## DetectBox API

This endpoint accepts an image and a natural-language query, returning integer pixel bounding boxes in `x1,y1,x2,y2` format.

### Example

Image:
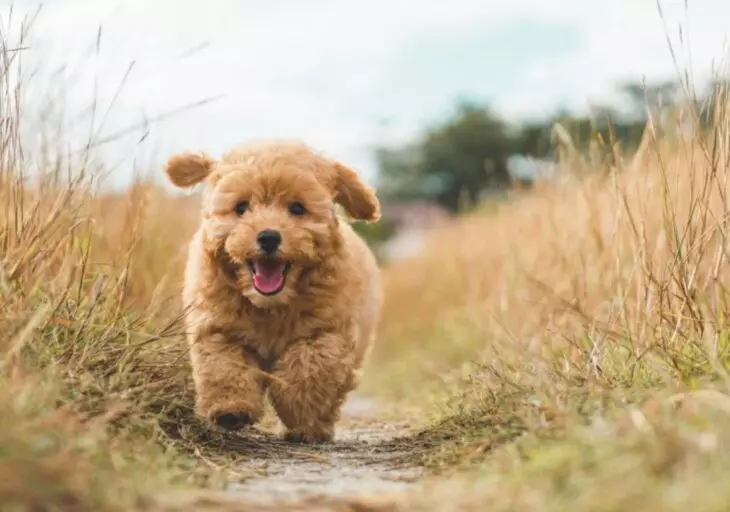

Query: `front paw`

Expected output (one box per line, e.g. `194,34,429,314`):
198,400,263,431
212,411,256,431
283,427,334,444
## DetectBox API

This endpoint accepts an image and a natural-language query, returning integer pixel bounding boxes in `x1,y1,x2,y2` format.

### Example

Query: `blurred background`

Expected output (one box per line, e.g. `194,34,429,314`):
7,0,730,262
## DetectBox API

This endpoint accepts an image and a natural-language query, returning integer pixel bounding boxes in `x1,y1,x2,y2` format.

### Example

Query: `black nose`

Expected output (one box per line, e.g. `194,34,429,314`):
256,229,281,254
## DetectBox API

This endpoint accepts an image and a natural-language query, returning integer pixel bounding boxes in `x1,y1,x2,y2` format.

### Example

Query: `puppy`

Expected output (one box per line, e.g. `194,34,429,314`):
164,140,383,443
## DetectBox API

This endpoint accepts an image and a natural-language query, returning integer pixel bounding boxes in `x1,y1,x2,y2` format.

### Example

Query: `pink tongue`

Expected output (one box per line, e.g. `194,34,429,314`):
253,261,285,294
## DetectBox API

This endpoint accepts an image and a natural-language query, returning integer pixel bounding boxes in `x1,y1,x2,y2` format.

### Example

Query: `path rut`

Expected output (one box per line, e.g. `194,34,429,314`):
224,395,424,508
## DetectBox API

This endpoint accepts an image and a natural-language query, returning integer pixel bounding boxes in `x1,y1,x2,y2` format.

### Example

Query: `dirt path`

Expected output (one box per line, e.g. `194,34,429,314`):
221,395,424,509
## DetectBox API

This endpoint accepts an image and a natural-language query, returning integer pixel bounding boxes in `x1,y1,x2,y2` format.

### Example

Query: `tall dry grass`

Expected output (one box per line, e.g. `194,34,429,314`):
373,101,730,395
364,81,730,510
0,16,231,511
2,4,730,511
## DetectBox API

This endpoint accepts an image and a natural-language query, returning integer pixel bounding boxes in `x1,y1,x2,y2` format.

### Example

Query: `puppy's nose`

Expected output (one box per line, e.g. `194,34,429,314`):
256,229,282,254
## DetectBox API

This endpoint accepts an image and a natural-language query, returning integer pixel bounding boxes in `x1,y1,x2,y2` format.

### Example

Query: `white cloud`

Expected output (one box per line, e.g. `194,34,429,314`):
498,1,730,119
3,0,729,189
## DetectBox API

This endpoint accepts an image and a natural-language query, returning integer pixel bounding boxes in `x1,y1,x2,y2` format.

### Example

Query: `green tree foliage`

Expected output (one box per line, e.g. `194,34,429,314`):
375,79,712,214
376,101,517,213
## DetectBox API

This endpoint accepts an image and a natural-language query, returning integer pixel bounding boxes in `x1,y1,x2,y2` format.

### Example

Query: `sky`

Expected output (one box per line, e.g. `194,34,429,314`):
3,0,730,190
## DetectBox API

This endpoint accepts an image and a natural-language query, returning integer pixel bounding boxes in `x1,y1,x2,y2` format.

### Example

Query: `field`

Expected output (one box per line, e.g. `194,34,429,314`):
3,18,730,512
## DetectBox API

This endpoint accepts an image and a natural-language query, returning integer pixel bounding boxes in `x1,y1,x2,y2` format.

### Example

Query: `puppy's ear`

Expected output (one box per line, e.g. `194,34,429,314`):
164,152,216,188
331,162,381,222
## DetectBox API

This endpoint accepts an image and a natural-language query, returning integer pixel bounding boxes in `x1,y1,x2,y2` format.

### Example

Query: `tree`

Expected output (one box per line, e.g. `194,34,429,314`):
617,79,679,121
374,80,689,215
376,101,518,213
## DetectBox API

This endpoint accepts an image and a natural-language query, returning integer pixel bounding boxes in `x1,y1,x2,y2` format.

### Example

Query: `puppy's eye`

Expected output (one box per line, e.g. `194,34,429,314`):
234,201,249,216
288,201,306,216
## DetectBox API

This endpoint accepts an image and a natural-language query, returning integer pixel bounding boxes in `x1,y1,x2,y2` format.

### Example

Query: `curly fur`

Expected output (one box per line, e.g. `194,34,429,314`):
164,140,383,443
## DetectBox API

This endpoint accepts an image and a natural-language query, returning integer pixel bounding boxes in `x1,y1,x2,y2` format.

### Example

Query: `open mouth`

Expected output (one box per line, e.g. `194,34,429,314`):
246,258,291,296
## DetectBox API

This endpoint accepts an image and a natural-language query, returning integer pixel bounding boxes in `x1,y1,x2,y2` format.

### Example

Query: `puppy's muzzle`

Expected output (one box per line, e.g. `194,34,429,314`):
256,229,281,255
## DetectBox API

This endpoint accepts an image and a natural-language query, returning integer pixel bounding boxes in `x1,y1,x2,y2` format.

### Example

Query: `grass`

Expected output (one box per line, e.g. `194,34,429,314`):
0,17,266,510
361,82,730,509
3,6,730,512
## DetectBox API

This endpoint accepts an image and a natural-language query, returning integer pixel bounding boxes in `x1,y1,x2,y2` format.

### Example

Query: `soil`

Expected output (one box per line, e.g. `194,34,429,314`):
152,395,428,511
229,395,423,506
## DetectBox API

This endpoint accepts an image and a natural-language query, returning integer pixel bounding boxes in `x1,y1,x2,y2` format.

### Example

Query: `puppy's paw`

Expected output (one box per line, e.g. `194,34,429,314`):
212,411,256,431
283,427,334,444
199,401,263,432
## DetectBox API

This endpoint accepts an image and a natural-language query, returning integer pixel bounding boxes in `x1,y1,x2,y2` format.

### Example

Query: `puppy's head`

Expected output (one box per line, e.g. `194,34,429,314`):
164,141,380,308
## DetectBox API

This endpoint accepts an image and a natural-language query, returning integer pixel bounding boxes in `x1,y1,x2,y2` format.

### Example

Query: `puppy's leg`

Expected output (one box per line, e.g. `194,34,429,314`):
189,330,268,431
268,334,357,444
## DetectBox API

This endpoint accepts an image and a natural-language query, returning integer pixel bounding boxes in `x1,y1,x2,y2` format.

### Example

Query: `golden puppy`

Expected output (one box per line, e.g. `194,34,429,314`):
164,140,383,443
